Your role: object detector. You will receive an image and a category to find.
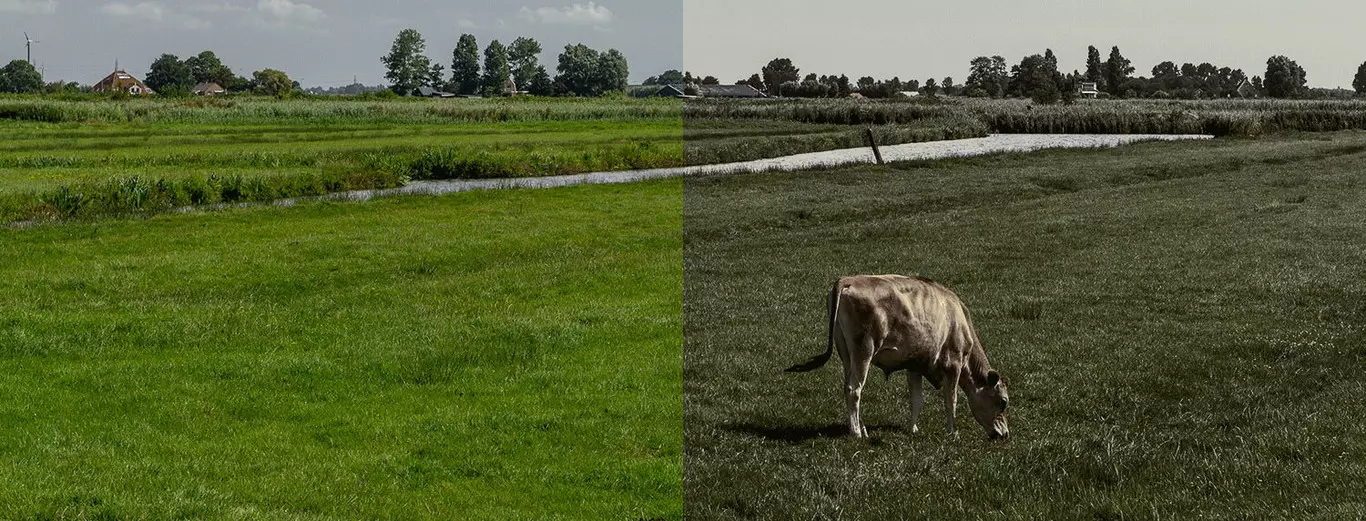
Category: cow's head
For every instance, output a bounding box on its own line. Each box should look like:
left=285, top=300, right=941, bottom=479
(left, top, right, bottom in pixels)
left=968, top=370, right=1010, bottom=440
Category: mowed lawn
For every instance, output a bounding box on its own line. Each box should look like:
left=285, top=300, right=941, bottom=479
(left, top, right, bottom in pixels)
left=0, top=180, right=682, bottom=520
left=684, top=132, right=1366, bottom=519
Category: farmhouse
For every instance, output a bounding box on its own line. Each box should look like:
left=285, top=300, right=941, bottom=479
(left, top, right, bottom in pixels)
left=192, top=82, right=225, bottom=96
left=93, top=69, right=154, bottom=96
left=1235, top=80, right=1258, bottom=98
left=697, top=84, right=765, bottom=98
left=1078, top=81, right=1100, bottom=99
left=416, top=86, right=457, bottom=98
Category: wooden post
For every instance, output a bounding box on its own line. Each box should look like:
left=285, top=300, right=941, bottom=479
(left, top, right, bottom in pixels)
left=864, top=128, right=884, bottom=165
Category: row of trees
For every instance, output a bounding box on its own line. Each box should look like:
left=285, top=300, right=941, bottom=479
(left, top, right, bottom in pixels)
left=381, top=29, right=628, bottom=97
left=721, top=51, right=1366, bottom=102
left=144, top=51, right=297, bottom=97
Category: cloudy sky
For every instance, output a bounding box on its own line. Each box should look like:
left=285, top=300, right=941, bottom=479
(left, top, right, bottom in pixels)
left=686, top=0, right=1366, bottom=89
left=0, top=0, right=682, bottom=87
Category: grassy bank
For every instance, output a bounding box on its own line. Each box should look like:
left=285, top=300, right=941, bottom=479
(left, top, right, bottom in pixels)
left=683, top=117, right=989, bottom=165
left=685, top=97, right=1366, bottom=136
left=683, top=131, right=1366, bottom=519
left=0, top=180, right=683, bottom=520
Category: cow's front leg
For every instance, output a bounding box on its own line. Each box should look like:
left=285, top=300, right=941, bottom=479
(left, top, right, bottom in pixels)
left=906, top=372, right=924, bottom=434
left=941, top=369, right=959, bottom=436
left=844, top=336, right=874, bottom=438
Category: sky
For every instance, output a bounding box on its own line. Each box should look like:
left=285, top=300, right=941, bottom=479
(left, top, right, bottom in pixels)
left=3, top=1, right=1361, bottom=90
left=685, top=0, right=1366, bottom=89
left=0, top=0, right=682, bottom=87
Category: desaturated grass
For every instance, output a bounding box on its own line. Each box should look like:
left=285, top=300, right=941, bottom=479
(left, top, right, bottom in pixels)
left=683, top=117, right=989, bottom=165
left=0, top=179, right=683, bottom=520
left=685, top=97, right=1366, bottom=136
left=683, top=131, right=1366, bottom=520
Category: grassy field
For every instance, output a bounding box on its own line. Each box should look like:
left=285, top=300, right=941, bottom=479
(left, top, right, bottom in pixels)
left=0, top=179, right=683, bottom=520
left=0, top=96, right=684, bottom=222
left=683, top=131, right=1366, bottom=519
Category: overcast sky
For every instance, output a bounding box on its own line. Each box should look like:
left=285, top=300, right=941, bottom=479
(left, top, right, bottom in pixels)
left=686, top=0, right=1366, bottom=89
left=0, top=0, right=682, bottom=87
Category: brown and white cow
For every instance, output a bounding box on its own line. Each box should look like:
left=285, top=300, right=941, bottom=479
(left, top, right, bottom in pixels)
left=787, top=275, right=1010, bottom=439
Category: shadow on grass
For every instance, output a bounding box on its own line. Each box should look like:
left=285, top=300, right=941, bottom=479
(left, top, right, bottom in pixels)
left=726, top=422, right=906, bottom=443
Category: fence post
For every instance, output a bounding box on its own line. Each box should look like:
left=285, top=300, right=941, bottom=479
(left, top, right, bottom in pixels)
left=864, top=128, right=884, bottom=165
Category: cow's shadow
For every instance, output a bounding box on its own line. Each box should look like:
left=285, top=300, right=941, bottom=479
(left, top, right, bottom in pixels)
left=726, top=422, right=904, bottom=443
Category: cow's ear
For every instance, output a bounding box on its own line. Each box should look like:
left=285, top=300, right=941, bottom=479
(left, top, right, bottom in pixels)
left=987, top=370, right=1000, bottom=387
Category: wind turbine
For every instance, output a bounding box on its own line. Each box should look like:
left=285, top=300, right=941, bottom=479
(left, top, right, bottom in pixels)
left=24, top=32, right=39, bottom=64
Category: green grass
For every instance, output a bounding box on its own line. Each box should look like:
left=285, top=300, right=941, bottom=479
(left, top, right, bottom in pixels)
left=0, top=179, right=683, bottom=520
left=683, top=131, right=1366, bottom=519
left=0, top=98, right=687, bottom=222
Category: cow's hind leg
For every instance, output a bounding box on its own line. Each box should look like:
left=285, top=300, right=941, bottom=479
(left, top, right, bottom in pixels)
left=906, top=372, right=924, bottom=434
left=844, top=333, right=874, bottom=438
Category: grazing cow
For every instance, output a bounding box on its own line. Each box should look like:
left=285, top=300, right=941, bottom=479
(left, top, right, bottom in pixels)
left=787, top=275, right=1010, bottom=439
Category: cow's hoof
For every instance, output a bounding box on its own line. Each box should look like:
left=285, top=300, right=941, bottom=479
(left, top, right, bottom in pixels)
left=910, top=425, right=920, bottom=434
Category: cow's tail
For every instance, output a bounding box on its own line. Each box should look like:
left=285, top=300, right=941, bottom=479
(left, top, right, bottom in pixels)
left=786, top=283, right=841, bottom=373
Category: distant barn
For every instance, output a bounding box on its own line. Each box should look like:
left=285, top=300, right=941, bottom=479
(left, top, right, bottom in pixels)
left=192, top=82, right=225, bottom=96
left=415, top=86, right=457, bottom=98
left=1235, top=80, right=1258, bottom=98
left=696, top=84, right=765, bottom=98
left=631, top=83, right=766, bottom=99
left=94, top=69, right=154, bottom=96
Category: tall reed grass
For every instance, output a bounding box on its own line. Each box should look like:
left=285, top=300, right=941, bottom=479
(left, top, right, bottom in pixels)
left=0, top=168, right=407, bottom=222
left=685, top=98, right=1366, bottom=136
left=0, top=96, right=683, bottom=125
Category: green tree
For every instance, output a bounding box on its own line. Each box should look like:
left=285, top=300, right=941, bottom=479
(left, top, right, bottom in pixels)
left=1264, top=55, right=1307, bottom=98
left=1085, top=45, right=1104, bottom=86
left=527, top=65, right=553, bottom=96
left=0, top=60, right=42, bottom=93
left=508, top=37, right=543, bottom=90
left=760, top=58, right=800, bottom=96
left=252, top=69, right=293, bottom=97
left=554, top=44, right=599, bottom=96
left=1355, top=61, right=1366, bottom=94
left=451, top=34, right=481, bottom=95
left=381, top=29, right=431, bottom=96
left=185, top=51, right=235, bottom=85
left=598, top=49, right=629, bottom=93
left=1103, top=46, right=1134, bottom=96
left=145, top=54, right=194, bottom=93
left=551, top=44, right=626, bottom=97
left=426, top=63, right=445, bottom=90
left=481, top=40, right=511, bottom=96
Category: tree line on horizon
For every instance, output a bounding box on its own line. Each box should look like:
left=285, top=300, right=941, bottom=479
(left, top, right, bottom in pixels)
left=0, top=51, right=298, bottom=97
left=380, top=29, right=628, bottom=98
left=690, top=49, right=1366, bottom=102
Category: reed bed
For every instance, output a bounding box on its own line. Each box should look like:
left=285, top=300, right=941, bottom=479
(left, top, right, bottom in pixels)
left=0, top=96, right=683, bottom=125
left=685, top=98, right=1366, bottom=136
